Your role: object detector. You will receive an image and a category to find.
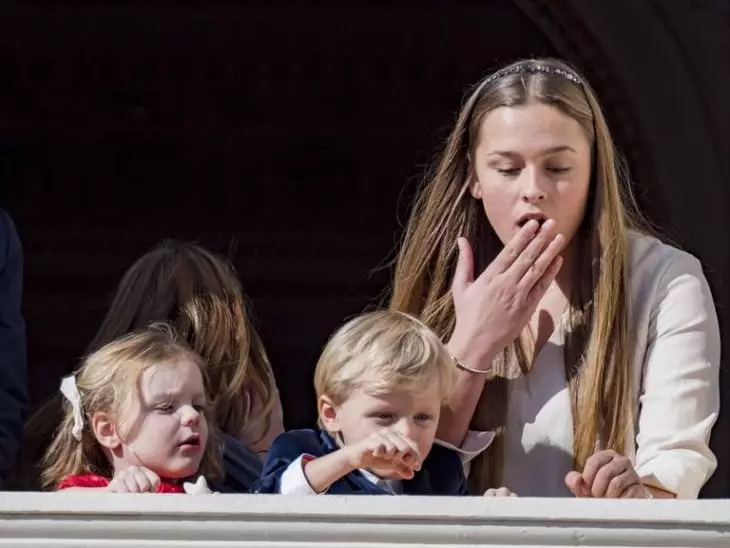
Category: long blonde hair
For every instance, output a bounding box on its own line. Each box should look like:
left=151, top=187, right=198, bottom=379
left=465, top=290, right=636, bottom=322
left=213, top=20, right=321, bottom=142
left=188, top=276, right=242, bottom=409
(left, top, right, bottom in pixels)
left=389, top=58, right=648, bottom=493
left=41, top=323, right=220, bottom=489
left=25, top=241, right=276, bottom=488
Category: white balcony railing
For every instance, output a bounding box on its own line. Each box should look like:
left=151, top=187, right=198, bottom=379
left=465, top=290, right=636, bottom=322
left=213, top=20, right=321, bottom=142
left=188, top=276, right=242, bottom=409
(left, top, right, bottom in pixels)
left=1, top=492, right=729, bottom=547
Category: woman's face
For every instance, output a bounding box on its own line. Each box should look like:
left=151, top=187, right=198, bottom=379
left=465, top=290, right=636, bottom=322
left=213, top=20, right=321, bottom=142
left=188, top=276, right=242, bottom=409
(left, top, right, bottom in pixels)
left=469, top=102, right=592, bottom=250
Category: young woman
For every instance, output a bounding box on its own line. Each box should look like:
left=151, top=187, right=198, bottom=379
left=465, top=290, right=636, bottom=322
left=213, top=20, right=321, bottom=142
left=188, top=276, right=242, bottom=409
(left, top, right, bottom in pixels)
left=390, top=58, right=720, bottom=499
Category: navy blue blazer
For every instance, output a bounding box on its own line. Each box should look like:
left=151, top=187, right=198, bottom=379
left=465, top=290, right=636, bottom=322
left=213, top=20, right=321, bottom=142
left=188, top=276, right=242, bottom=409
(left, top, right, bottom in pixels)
left=0, top=211, right=27, bottom=488
left=253, top=429, right=468, bottom=495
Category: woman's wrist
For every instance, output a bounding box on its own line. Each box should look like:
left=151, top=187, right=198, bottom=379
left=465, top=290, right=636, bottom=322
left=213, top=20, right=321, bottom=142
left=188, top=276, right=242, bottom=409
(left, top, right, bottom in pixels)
left=446, top=336, right=498, bottom=373
left=643, top=483, right=676, bottom=499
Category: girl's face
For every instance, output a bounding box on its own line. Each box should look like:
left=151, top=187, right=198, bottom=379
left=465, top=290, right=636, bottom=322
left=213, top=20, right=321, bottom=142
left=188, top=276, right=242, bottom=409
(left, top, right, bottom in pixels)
left=469, top=102, right=592, bottom=251
left=116, top=357, right=209, bottom=479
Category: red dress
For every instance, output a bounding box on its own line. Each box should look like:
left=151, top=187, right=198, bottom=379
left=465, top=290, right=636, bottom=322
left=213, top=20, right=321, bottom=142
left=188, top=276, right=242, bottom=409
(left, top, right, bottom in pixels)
left=58, top=473, right=186, bottom=493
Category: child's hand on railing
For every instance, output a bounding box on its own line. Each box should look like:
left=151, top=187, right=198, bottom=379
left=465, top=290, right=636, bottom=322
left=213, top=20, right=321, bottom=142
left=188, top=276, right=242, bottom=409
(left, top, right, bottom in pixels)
left=484, top=487, right=517, bottom=497
left=107, top=466, right=160, bottom=493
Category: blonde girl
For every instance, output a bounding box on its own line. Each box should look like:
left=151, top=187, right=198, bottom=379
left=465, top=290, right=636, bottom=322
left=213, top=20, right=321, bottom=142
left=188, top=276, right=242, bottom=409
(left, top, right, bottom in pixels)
left=42, top=323, right=219, bottom=493
left=24, top=241, right=282, bottom=489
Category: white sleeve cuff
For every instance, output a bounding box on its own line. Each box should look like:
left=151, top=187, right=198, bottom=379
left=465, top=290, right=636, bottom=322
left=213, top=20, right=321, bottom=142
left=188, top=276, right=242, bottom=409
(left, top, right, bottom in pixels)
left=636, top=450, right=716, bottom=499
left=435, top=430, right=495, bottom=465
left=279, top=455, right=325, bottom=495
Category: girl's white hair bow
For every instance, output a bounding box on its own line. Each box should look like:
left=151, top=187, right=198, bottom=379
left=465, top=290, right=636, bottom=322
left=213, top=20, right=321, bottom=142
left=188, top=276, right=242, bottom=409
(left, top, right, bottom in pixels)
left=59, top=375, right=84, bottom=441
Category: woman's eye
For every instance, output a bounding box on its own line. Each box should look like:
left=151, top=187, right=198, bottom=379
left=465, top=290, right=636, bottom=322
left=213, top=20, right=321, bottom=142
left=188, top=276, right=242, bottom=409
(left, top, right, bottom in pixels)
left=496, top=167, right=520, bottom=176
left=547, top=166, right=571, bottom=174
left=155, top=403, right=174, bottom=412
left=414, top=414, right=433, bottom=422
left=193, top=404, right=206, bottom=412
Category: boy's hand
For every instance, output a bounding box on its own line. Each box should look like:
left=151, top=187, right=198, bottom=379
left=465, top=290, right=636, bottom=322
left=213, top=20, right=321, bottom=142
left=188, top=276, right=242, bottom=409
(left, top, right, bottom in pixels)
left=345, top=429, right=421, bottom=479
left=484, top=486, right=517, bottom=497
left=107, top=466, right=161, bottom=493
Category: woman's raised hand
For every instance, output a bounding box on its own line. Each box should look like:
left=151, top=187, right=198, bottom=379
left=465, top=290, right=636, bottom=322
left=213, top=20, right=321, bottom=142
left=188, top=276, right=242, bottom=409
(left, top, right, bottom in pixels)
left=449, top=219, right=565, bottom=371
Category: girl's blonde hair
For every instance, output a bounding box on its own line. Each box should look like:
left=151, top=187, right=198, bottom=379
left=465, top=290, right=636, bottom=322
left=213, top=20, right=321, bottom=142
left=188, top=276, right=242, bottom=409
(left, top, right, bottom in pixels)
left=41, top=323, right=221, bottom=489
left=314, top=310, right=455, bottom=407
left=389, top=58, right=650, bottom=493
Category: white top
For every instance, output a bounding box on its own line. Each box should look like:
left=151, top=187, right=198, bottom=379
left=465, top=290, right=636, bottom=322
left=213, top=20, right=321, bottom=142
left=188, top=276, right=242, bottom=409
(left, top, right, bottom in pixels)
left=500, top=232, right=720, bottom=498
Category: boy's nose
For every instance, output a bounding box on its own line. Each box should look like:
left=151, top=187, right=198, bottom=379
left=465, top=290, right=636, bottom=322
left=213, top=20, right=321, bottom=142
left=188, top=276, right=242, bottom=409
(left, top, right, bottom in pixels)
left=394, top=419, right=417, bottom=440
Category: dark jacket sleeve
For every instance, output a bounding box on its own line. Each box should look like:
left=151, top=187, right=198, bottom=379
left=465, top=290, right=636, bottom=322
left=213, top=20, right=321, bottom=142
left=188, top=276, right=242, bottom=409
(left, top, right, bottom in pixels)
left=421, top=444, right=470, bottom=496
left=0, top=211, right=28, bottom=487
left=211, top=434, right=264, bottom=493
left=251, top=429, right=324, bottom=493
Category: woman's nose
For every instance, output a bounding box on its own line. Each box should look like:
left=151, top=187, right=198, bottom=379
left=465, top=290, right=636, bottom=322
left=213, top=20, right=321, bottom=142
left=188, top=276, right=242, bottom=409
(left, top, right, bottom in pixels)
left=520, top=167, right=547, bottom=203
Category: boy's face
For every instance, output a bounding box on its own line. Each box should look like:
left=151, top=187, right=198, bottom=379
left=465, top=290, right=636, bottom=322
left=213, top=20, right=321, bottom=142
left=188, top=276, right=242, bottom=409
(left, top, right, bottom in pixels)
left=320, top=378, right=442, bottom=478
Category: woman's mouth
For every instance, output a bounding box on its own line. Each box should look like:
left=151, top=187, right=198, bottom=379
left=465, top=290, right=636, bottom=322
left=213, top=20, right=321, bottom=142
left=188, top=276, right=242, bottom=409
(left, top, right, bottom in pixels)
left=516, top=213, right=548, bottom=228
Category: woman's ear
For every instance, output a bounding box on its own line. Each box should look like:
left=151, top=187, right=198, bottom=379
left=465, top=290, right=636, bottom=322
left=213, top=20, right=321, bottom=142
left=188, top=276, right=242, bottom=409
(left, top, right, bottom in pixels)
left=91, top=411, right=121, bottom=450
left=468, top=177, right=483, bottom=199
left=317, top=395, right=340, bottom=434
left=466, top=153, right=483, bottom=199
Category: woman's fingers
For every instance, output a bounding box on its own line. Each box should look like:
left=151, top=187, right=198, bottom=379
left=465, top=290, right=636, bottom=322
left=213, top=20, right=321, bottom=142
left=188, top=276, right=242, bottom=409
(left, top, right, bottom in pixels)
left=525, top=256, right=563, bottom=308
left=451, top=237, right=476, bottom=300
left=582, top=451, right=622, bottom=491
left=516, top=231, right=565, bottom=293
left=576, top=450, right=639, bottom=498
left=565, top=471, right=591, bottom=497
left=487, top=220, right=541, bottom=277
left=606, top=470, right=641, bottom=499
left=504, top=220, right=557, bottom=282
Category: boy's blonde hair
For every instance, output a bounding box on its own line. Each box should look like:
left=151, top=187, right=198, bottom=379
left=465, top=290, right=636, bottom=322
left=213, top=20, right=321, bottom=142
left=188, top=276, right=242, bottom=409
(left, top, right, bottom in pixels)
left=41, top=323, right=221, bottom=489
left=314, top=310, right=455, bottom=406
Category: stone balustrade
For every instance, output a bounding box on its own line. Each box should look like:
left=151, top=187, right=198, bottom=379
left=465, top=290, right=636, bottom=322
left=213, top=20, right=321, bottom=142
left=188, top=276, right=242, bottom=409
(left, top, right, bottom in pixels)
left=1, top=492, right=729, bottom=547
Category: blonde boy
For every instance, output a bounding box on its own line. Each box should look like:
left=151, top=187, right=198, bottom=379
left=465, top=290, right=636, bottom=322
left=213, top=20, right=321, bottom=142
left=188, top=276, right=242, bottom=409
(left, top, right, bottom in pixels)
left=254, top=310, right=469, bottom=495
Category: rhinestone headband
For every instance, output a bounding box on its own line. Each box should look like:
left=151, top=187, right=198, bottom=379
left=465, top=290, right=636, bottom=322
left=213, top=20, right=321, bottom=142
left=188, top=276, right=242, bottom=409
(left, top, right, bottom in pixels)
left=482, top=63, right=583, bottom=87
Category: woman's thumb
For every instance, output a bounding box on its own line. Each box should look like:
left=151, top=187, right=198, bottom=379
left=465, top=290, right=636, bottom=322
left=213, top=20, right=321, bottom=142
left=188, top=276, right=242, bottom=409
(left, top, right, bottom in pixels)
left=451, top=237, right=475, bottom=297
left=565, top=471, right=591, bottom=497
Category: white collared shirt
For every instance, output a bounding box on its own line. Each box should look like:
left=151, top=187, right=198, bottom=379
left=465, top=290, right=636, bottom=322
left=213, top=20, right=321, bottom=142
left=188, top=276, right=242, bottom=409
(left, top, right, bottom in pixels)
left=279, top=454, right=404, bottom=495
